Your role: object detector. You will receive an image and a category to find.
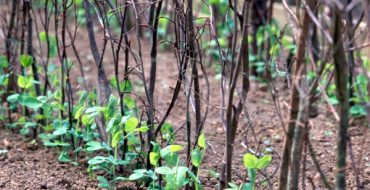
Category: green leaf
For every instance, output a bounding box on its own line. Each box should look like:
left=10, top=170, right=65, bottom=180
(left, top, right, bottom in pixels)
left=350, top=105, right=367, bottom=116
left=151, top=141, right=161, bottom=152
left=54, top=141, right=71, bottom=147
left=121, top=79, right=132, bottom=92
left=175, top=167, right=189, bottom=187
left=161, top=123, right=174, bottom=133
left=0, top=74, right=9, bottom=86
left=187, top=170, right=201, bottom=184
left=133, top=169, right=147, bottom=174
left=247, top=168, right=256, bottom=187
left=163, top=153, right=179, bottom=167
left=228, top=182, right=239, bottom=188
left=53, top=126, right=67, bottom=136
left=243, top=153, right=258, bottom=169
left=169, top=145, right=183, bottom=153
left=198, top=133, right=206, bottom=148
left=134, top=126, right=149, bottom=132
left=146, top=170, right=158, bottom=180
left=108, top=94, right=118, bottom=111
left=124, top=97, right=136, bottom=109
left=17, top=76, right=33, bottom=89
left=191, top=148, right=202, bottom=167
left=39, top=31, right=47, bottom=42
left=150, top=152, right=160, bottom=166
left=20, top=126, right=30, bottom=135
left=129, top=172, right=144, bottom=181
left=256, top=155, right=272, bottom=170
left=78, top=91, right=88, bottom=104
left=106, top=115, right=118, bottom=133
left=85, top=106, right=107, bottom=113
left=86, top=141, right=104, bottom=152
left=88, top=156, right=107, bottom=165
left=37, top=96, right=47, bottom=103
left=74, top=106, right=84, bottom=119
left=20, top=54, right=33, bottom=67
left=125, top=117, right=138, bottom=132
left=111, top=131, right=122, bottom=148
left=329, top=96, right=339, bottom=105
left=18, top=95, right=43, bottom=109
left=7, top=94, right=19, bottom=103
left=112, top=176, right=128, bottom=183
left=155, top=166, right=173, bottom=175
left=58, top=151, right=70, bottom=163
left=97, top=176, right=110, bottom=189
left=81, top=115, right=89, bottom=125
left=241, top=183, right=253, bottom=190
left=116, top=159, right=130, bottom=166
left=161, top=123, right=175, bottom=143
left=160, top=146, right=171, bottom=157
left=0, top=56, right=9, bottom=68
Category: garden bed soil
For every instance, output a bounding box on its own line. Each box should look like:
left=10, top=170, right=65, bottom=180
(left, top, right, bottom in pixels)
left=0, top=128, right=99, bottom=190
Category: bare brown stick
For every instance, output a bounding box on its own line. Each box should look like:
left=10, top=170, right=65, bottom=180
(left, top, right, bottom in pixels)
left=332, top=4, right=350, bottom=189
left=146, top=0, right=163, bottom=170
left=278, top=1, right=315, bottom=189
left=220, top=1, right=250, bottom=188
left=25, top=0, right=43, bottom=138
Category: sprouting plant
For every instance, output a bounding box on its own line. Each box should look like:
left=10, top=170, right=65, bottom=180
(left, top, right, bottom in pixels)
left=6, top=53, right=45, bottom=134
left=226, top=153, right=272, bottom=190
left=129, top=144, right=201, bottom=190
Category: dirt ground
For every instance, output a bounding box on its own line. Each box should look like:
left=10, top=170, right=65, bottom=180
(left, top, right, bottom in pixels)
left=1, top=17, right=370, bottom=190
left=0, top=128, right=99, bottom=190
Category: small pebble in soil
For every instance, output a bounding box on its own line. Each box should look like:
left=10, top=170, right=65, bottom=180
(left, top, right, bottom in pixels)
left=313, top=173, right=321, bottom=185
left=216, top=127, right=223, bottom=134
left=365, top=168, right=370, bottom=175
left=40, top=183, right=48, bottom=189
left=273, top=136, right=282, bottom=143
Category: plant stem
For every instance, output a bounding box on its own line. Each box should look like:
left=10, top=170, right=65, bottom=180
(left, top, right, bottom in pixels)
left=332, top=4, right=350, bottom=189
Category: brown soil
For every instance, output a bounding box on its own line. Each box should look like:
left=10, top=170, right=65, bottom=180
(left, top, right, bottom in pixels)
left=0, top=128, right=99, bottom=190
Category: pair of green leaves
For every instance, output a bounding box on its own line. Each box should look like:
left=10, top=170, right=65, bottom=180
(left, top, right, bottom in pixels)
left=149, top=145, right=183, bottom=167
left=88, top=155, right=129, bottom=166
left=243, top=153, right=272, bottom=170
left=227, top=153, right=271, bottom=190
left=191, top=133, right=206, bottom=167
left=96, top=176, right=126, bottom=189
left=7, top=93, right=46, bottom=109
left=150, top=152, right=160, bottom=166
left=110, top=78, right=132, bottom=93
left=85, top=141, right=105, bottom=152
left=18, top=75, right=39, bottom=89
left=111, top=116, right=145, bottom=148
left=20, top=54, right=33, bottom=67
left=160, top=145, right=183, bottom=157
left=129, top=166, right=190, bottom=190
left=128, top=169, right=157, bottom=181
